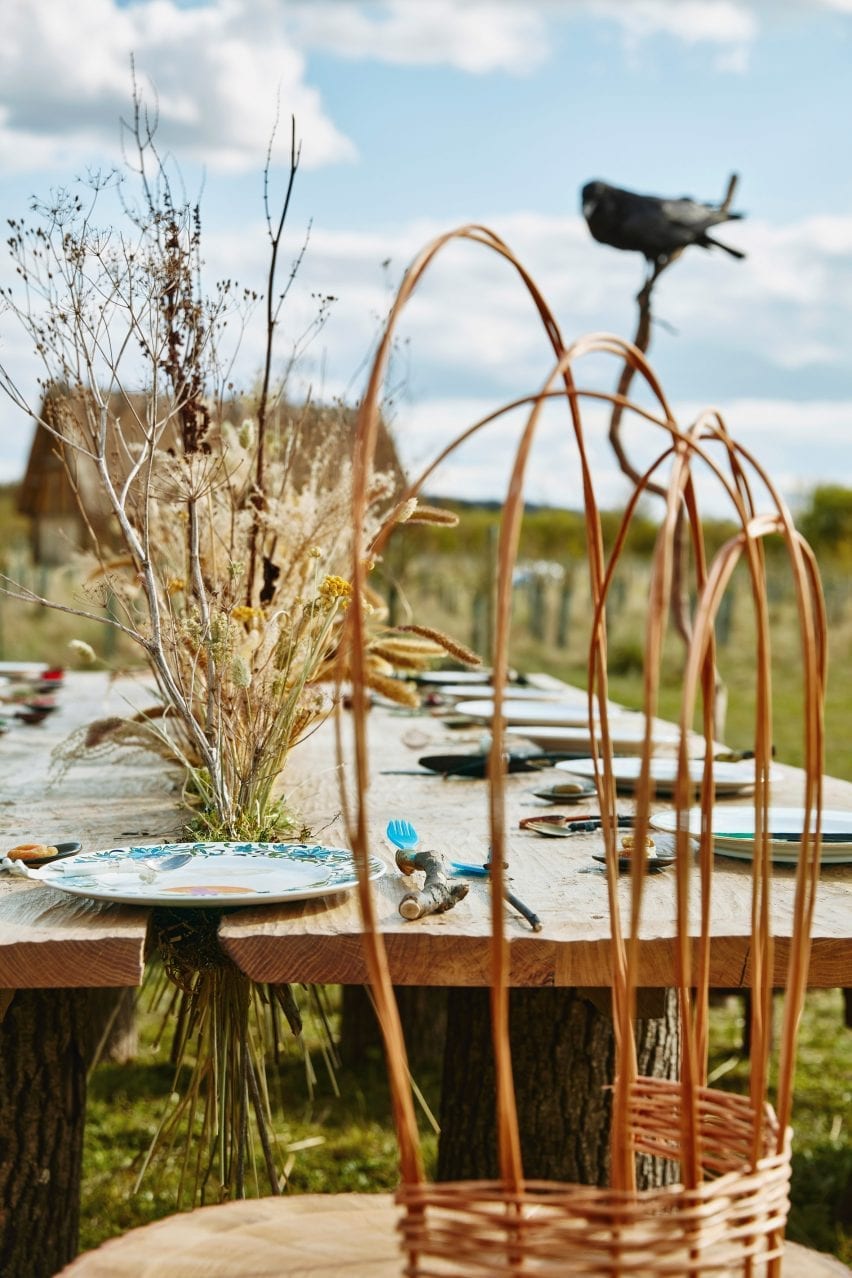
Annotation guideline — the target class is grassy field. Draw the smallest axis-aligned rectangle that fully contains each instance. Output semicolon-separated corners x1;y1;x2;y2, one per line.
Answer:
81;987;851;1262
2;493;849;1263
391;548;852;778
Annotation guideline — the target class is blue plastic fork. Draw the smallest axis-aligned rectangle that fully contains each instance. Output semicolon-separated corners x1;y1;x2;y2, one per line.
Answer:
386;819;420;851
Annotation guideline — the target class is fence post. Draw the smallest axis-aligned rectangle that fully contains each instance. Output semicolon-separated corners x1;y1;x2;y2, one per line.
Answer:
555;572;572;649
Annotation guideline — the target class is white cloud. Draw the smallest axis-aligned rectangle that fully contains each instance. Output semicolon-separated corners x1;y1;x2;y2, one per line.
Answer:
3;0;835;185
3;201;851;518
582;0;758;69
590;0;758;46
655;215;852;369
291;0;763;71
393;391;852;518
0;0;356;175
286;0;549;73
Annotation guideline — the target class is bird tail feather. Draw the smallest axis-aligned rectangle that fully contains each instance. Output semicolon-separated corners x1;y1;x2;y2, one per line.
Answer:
704;235;746;260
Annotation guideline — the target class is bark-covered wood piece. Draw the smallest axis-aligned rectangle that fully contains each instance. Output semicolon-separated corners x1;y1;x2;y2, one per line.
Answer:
395;848;469;920
88;987;139;1064
437;987;680;1187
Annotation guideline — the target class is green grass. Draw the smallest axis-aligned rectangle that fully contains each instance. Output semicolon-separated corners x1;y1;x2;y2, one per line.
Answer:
707;990;852;1263
81;988;851;1263
3;527;847;1261
81;989;439;1252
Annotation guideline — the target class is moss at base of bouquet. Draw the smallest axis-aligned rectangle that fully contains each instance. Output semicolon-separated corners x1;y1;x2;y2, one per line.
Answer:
181;795;311;844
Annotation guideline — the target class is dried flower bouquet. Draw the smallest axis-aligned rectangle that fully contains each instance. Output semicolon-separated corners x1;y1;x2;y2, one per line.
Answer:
0;90;476;1208
1;95;473;841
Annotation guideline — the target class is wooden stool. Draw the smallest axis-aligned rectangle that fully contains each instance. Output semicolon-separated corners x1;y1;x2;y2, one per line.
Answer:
59;1192;851;1277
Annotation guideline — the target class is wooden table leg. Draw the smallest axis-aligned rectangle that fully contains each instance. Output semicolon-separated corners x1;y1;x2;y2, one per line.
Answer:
0;987;127;1278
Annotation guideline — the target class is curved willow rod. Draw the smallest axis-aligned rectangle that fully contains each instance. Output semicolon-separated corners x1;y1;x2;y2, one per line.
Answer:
345;224;587;1194
343;222;827;1239
344;228;687;1195
587;413;826;1202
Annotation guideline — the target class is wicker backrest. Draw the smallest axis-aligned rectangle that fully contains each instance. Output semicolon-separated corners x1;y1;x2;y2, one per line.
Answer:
341;227;826;1275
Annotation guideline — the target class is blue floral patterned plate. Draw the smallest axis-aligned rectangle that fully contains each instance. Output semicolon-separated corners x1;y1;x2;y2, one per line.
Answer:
36;841;385;907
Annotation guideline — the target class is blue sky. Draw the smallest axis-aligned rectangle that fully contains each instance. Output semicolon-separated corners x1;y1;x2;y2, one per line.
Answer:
2;0;851;515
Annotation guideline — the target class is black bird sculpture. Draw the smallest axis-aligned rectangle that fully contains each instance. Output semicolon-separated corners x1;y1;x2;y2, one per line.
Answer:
581;179;745;272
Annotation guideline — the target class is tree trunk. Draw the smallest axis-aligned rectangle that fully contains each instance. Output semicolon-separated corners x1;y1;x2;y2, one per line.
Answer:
0;988;105;1277
340;984;447;1074
87;987;139;1065
437;987;679;1187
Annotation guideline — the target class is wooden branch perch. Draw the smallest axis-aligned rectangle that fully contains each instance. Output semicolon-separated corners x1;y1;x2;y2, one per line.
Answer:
720;171;739;214
395;848;469;920
604;177;740;740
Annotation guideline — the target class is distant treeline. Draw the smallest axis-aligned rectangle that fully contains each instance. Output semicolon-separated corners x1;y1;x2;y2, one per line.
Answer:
4;480;852;566
414;486;852;564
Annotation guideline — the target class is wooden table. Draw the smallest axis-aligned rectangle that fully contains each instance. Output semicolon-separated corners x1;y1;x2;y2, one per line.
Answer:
3;672;850;992
217;704;852;992
0;671;182;990
2;672;851;1275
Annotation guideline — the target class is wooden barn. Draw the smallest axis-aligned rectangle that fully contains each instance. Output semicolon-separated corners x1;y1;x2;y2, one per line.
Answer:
17;385;404;565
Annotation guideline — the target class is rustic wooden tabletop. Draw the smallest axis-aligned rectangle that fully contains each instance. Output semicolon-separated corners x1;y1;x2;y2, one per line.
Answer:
2;671;850;991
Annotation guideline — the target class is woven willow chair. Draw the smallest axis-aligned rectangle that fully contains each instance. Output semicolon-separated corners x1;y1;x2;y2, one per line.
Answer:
342;227;827;1276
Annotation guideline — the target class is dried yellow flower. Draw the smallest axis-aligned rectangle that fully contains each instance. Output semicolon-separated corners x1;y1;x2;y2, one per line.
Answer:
231;605;263;625
166;577;186;595
319;575;352;604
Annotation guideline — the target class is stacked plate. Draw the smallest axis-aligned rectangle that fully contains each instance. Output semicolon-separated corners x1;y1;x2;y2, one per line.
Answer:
434;685;573;704
557;757;783;797
455;697;620;726
505;720;680;755
415;670;493;686
649;806;852;865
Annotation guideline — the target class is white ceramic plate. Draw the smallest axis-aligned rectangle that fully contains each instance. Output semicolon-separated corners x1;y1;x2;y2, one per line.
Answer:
649;807;852;864
506;721;679;754
433;685;575;703
36;841;386;907
415;670;493;685
455;698;622;727
557;757;783;796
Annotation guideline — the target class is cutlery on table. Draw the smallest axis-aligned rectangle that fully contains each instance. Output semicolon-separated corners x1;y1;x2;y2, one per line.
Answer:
387;820;541;931
44;851;194;880
386;819;468;919
447;851;542;933
518;814;635;838
416;750;588;778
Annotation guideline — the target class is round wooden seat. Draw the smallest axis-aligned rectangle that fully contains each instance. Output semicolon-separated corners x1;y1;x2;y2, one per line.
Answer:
59;1192;850;1277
